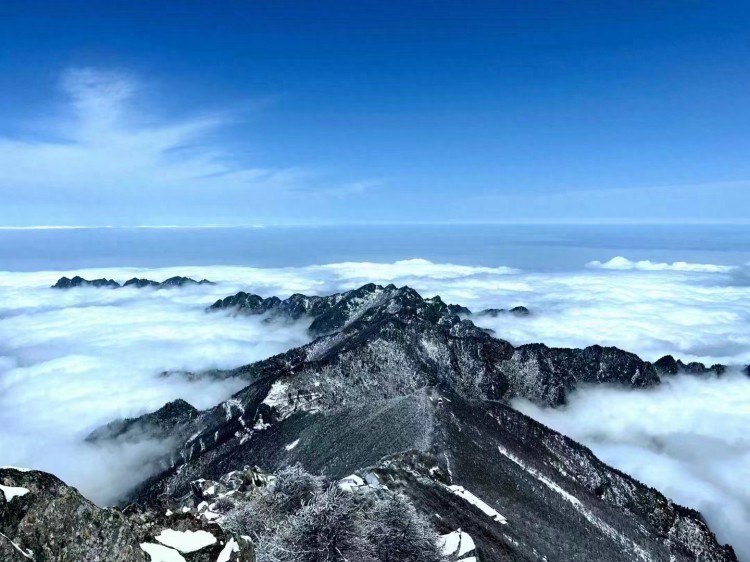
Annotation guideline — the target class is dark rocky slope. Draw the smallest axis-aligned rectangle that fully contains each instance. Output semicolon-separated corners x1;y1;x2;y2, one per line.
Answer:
112;283;737;561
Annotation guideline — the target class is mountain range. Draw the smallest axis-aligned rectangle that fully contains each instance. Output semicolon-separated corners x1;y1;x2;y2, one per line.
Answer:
0;280;738;561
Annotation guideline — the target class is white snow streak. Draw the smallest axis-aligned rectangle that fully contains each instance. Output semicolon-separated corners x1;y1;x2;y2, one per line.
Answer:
447;485;507;524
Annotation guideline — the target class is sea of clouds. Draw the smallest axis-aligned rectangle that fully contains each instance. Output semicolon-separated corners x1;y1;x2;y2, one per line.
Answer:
1;257;749;558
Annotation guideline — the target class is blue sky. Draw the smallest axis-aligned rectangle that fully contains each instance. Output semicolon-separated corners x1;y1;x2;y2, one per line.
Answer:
1;1;749;225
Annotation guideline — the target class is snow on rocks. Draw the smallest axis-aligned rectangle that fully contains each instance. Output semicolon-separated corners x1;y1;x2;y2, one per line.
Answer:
496;445;582;507
337;471;382;494
222;399;245;423
172;467;278;525
258;379;324;422
447;485;507;524
155;529;217;553
262;381;289;409
439;530;476;558
252;415;271;431
0;484;30;502
337;474;365;492
141;542;187;562
216;538;239;562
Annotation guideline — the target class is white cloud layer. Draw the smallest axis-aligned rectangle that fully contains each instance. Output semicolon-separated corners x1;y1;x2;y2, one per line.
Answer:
0;258;749;559
0;273;312;504
587;255;735;273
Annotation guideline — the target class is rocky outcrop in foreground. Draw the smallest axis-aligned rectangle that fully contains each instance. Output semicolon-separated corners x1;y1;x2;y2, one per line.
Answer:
52;276;214;289
0;467;253;562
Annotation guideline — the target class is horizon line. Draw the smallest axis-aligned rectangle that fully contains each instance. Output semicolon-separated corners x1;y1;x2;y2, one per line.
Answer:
1;220;750;230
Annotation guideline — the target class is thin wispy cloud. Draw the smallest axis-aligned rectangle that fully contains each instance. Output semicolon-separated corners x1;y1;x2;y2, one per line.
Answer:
0;68;375;226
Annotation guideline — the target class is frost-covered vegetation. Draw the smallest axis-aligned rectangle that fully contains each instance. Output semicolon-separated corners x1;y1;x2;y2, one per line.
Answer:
222;465;446;562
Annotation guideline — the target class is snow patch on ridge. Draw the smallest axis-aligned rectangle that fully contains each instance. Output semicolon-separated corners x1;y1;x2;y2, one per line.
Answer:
155;529;217;553
439;530;476;557
0;484;30;502
140;542;187;562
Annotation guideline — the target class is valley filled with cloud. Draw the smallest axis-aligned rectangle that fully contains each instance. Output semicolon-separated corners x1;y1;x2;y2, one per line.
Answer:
1;258;749;557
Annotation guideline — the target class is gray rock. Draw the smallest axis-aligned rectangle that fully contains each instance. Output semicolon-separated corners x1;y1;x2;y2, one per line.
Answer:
0;467;254;562
0;468;146;561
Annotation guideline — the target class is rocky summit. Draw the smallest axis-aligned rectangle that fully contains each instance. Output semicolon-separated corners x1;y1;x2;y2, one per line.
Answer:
1;283;737;561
